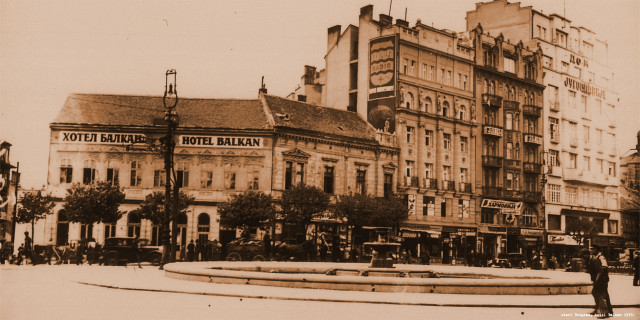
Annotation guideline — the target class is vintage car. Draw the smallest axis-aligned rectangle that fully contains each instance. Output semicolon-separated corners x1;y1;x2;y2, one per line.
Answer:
490;253;527;268
102;237;163;266
225;239;311;261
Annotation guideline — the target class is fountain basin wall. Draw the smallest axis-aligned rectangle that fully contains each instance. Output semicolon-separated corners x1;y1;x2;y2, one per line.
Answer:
163;262;592;295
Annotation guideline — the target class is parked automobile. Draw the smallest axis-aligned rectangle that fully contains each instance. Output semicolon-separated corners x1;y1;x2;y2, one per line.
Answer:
225;239;312;261
490;253;527;268
102;237;163;266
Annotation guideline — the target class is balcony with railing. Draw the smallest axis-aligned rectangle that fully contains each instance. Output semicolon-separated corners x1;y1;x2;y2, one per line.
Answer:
504;159;521;169
481;94;502;108
523;162;542;174
459;182;472;193
503;100;520;110
503;189;521;200
523;133;543;145
482;186;503;198
523;104;542;117
441;180;455;191
482;155;503;167
423;178;437;189
523;191;542;202
482;125;504;137
404;176;419;187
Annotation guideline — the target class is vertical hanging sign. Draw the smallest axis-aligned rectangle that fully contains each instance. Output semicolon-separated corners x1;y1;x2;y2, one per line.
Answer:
368;35;397;133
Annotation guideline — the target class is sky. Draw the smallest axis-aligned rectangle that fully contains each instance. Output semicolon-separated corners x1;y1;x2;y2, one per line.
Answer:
1;0;638;188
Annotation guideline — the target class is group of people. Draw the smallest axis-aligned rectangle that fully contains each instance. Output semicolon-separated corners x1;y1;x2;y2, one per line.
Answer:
183;239;222;262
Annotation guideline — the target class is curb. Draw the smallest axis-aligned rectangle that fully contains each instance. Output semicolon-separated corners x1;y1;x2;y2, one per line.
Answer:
74;280;640;309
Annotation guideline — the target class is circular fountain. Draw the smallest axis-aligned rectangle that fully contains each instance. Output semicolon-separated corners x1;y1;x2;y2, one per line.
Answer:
163;261;592;295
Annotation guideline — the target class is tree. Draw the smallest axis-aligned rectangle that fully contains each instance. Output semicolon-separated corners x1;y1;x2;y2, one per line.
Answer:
369;195;409;229
565;216;600;247
333;193;376;245
130;191;194;226
16;188;55;249
61;181;125;225
280;184;330;228
218;191;275;231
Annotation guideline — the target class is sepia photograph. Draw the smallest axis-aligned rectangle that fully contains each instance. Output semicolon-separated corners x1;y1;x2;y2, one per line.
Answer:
1;0;639;319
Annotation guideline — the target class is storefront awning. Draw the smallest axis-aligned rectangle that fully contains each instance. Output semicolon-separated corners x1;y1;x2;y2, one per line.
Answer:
561;209;610;219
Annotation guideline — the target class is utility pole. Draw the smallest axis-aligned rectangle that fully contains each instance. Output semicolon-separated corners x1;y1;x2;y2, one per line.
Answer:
161;70;178;265
11;162;19;253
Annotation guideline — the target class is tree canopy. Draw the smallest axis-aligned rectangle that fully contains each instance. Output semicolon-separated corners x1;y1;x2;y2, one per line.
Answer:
280;184;330;226
130;191;194;225
61;181;125;224
15;188;55;225
565;216;600;246
218;190;275;230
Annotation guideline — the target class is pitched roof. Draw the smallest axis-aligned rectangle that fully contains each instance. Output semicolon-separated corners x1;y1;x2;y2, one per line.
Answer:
262;94;377;142
52;94;270;130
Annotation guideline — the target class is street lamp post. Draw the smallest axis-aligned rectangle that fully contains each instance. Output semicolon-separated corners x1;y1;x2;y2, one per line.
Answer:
161;70;178;265
540;151;551;269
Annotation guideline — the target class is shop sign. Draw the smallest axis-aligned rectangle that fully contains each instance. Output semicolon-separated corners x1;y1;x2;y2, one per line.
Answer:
481;199;522;212
563;76;606;99
60;131;146;145
179;135;263;148
521;228;543;236
369;35;396;100
547;235;578;246
483;126;503;137
624;241;638;247
407;194;416;216
488;226;506;233
524;237;539;242
523;134;542;145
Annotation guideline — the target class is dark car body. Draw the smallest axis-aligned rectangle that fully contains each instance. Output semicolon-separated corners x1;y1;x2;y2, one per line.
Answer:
102;237;163;266
491;253;527;268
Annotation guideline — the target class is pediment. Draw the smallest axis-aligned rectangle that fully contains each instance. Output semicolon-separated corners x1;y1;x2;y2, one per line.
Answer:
282;148;311;161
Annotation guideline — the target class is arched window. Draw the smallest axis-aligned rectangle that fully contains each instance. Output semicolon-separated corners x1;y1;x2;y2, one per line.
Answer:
83;159;96;184
127;212;141;237
424;96;432;113
404;92;414;109
197;213;210;242
458;105;466;121
442;101;450;118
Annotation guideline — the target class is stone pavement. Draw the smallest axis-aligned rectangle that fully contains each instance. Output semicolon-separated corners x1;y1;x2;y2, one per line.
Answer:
63;262;640;308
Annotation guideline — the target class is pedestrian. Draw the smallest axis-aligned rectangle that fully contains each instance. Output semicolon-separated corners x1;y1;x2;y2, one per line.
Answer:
0;241;4;264
23;232;33;264
211;239;221;261
87;238;97;265
132;236;142;268
531;250;540;270
76;241;85;265
16;243;25;265
332;235;341;262
633;250;640;286
263;232;271;259
195;239;202;261
550;255;558;270
319;236;328;262
187;240;195;262
583;246;613;318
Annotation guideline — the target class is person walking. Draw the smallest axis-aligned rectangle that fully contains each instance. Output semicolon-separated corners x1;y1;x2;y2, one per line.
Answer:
16;243;25;265
23;232;33;264
132;236;142;268
263;232;271;260
633;250;640;286
583;246;613;318
187;240;195;262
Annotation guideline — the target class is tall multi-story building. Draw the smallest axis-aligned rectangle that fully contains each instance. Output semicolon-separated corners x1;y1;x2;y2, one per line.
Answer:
468;25;545;260
0;140;18;244
28;91;397;249
302;5;480;264
620;151;639;249
467;0;623;259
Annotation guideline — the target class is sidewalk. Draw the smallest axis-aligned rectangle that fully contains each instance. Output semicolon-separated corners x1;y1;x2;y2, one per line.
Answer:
57;262;640;308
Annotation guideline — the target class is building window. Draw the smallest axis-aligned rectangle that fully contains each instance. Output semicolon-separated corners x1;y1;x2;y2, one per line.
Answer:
547;184;561;203
505;112;513;130
597;159;604;174
460;168;468;183
80;223;93;240
583;125;590;146
425;129;433;146
593;191;604;208
83;159;96;184
421;64;427;79
443;133;451;150
581;95;589;116
405;160;414;178
246;166;260;190
481;209;494;224
175;161;189;188
460;136;468;153
224;164;237;190
568;153;577;169
506;142;513;160
403;58;408;74
428;66;434;81
284;161;305;190
446;70;452;85
406;126;415;143
60;159;73;184
404;92;414;109
608;220;618;234
608;161;616;177
425;163;433;179
106;161;119;186
324;166;335;194
423;196;435;216
584;156;591;172
442;101;450;117
104;223;116;239
504;57;515;73
549;117;559;142
549;150;560;167
355;169;366;195
127;212;141;237
197;213;210;242
130;161;142;187
565;186;578;205
458;105;466;120
410;60;416;75
200;162;214;189
569;91;576;108
154;169;166;187
607;192;618;210
555;30;567;48
569;122;577;146
548;215;561;230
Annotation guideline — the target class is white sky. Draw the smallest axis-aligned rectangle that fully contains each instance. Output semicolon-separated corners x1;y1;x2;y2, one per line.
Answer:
1;0;638;188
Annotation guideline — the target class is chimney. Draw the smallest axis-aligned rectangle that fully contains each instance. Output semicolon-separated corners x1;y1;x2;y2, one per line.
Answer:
304;65;317;85
259;76;267;95
360;5;373;20
297;95;307;102
396;19;409;27
379;14;393;27
327;25;341;50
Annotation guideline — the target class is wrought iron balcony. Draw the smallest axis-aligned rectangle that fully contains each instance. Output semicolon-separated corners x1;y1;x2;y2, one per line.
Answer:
404;176;419;187
482;186;503;198
523;191;542;202
504;159;521;169
423;178;437;189
503;100;520;110
482;155;503;167
523;104;542;117
459;182;472;193
481;94;502;108
503;189;522;200
523;162;542;173
441;180;455;191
